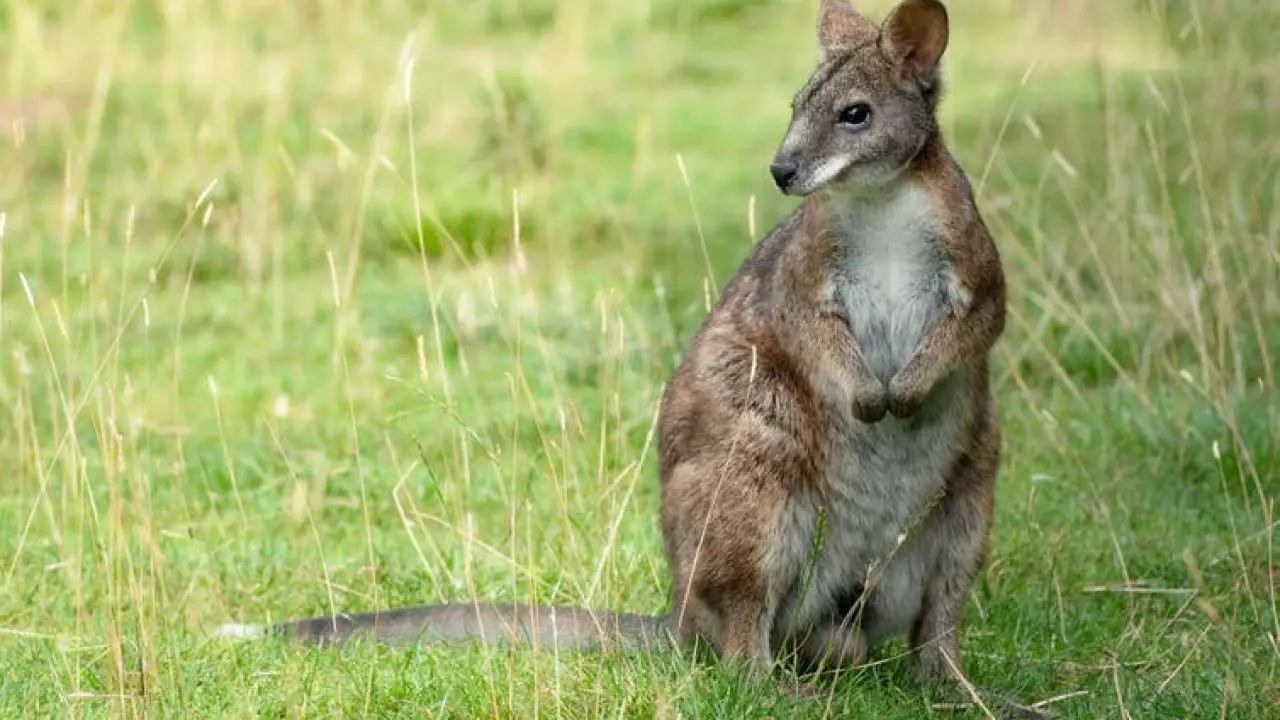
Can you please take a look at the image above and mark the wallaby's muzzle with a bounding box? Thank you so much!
[770,160,799,193]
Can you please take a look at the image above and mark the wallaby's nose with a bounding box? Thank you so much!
[769,161,798,191]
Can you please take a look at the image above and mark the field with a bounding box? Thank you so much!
[1,0,1277,716]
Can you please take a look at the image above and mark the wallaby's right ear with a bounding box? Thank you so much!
[879,0,949,81]
[818,0,877,58]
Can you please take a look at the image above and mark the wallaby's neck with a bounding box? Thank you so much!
[804,133,948,239]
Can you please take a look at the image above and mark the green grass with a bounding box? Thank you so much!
[1,0,1277,716]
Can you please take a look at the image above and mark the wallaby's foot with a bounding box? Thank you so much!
[718,614,774,671]
[908,628,964,686]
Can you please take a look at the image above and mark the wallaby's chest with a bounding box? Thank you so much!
[827,185,953,384]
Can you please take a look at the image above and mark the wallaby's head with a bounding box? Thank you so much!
[770,0,949,196]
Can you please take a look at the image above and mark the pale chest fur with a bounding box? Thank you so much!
[769,180,975,642]
[827,180,963,384]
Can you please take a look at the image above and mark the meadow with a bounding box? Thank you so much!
[0,0,1277,716]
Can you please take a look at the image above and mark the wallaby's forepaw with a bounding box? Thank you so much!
[852,385,889,423]
[887,373,925,418]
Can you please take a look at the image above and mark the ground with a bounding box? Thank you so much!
[0,0,1276,717]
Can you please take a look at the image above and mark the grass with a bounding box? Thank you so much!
[0,0,1277,716]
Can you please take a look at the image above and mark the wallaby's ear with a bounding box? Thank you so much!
[818,0,877,56]
[879,0,949,79]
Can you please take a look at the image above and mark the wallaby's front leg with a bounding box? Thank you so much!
[813,303,889,423]
[889,259,1005,418]
[719,602,776,669]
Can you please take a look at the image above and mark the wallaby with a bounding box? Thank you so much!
[217,1,1046,716]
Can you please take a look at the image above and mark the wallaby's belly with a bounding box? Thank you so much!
[770,278,974,642]
[843,261,947,384]
[772,383,971,638]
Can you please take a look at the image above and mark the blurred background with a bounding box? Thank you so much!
[0,0,1276,716]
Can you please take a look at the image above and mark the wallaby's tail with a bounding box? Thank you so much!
[214,602,673,652]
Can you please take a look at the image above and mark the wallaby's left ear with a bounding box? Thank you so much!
[879,0,949,80]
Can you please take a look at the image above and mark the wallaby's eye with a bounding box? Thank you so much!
[838,103,872,129]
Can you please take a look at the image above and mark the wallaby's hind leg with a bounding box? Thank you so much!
[719,600,775,667]
[910,407,997,684]
[664,449,799,673]
[670,580,775,671]
[675,545,777,670]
